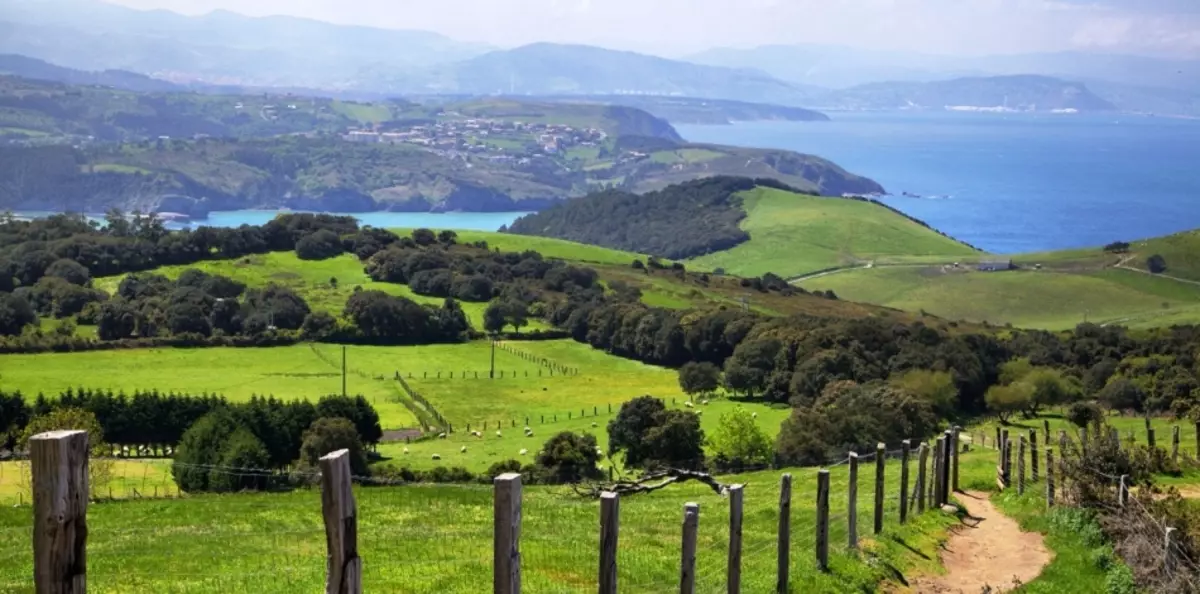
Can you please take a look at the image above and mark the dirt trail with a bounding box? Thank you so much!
[909,491,1052,593]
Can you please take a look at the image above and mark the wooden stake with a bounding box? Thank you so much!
[816,470,830,571]
[900,440,911,524]
[681,503,699,594]
[599,492,619,594]
[848,452,859,549]
[727,484,744,594]
[1045,448,1056,507]
[874,443,885,534]
[916,443,928,514]
[494,473,522,594]
[776,474,791,594]
[1017,436,1026,495]
[31,430,89,594]
[320,449,361,594]
[1030,429,1039,482]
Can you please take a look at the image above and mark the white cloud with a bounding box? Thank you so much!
[102,0,1200,58]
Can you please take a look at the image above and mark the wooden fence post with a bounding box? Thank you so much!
[1017,436,1027,495]
[874,443,885,534]
[777,474,791,594]
[1195,421,1200,457]
[951,427,960,493]
[494,473,522,594]
[728,484,744,594]
[931,438,942,508]
[847,452,859,549]
[1172,426,1180,462]
[1118,475,1129,507]
[599,492,619,594]
[816,469,830,571]
[1148,427,1156,449]
[1045,448,1055,507]
[942,430,953,503]
[900,440,911,524]
[681,503,699,594]
[916,443,928,514]
[1166,527,1178,576]
[1030,429,1039,482]
[320,449,361,594]
[31,430,89,594]
[1044,419,1051,443]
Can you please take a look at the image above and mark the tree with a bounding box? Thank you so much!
[1147,254,1167,274]
[642,410,705,469]
[723,338,781,398]
[1067,402,1103,428]
[297,417,369,476]
[20,408,113,498]
[411,228,437,246]
[0,292,38,336]
[1103,241,1130,254]
[985,382,1034,423]
[484,299,527,334]
[96,299,138,340]
[535,431,602,483]
[607,396,667,467]
[207,428,271,492]
[437,230,458,244]
[708,406,772,467]
[294,229,343,260]
[166,302,212,336]
[891,369,958,416]
[1024,368,1081,415]
[300,311,337,340]
[173,410,240,492]
[316,395,383,445]
[44,258,90,286]
[242,284,310,330]
[678,361,721,397]
[1098,378,1146,412]
[483,301,507,334]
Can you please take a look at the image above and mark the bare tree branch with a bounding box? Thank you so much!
[574,469,734,498]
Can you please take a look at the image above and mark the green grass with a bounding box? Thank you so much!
[965,411,1200,459]
[93,251,514,330]
[329,101,392,123]
[648,148,725,164]
[394,229,653,267]
[801,266,1200,330]
[377,398,791,473]
[1131,229,1200,283]
[0,459,179,505]
[688,187,979,278]
[0,458,959,593]
[88,163,154,174]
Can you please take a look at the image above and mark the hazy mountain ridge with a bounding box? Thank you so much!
[813,75,1116,112]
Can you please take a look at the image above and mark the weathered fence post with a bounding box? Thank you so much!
[916,443,928,514]
[1172,426,1180,462]
[931,438,942,507]
[942,430,953,503]
[777,474,791,594]
[1045,448,1055,507]
[900,440,911,524]
[1044,419,1051,442]
[681,503,699,594]
[874,443,885,534]
[1017,436,1027,495]
[951,427,960,493]
[816,469,830,571]
[31,430,89,594]
[320,449,361,594]
[1148,427,1156,449]
[599,492,619,594]
[1166,527,1178,577]
[728,484,744,594]
[1030,429,1039,482]
[847,452,859,549]
[494,473,522,594]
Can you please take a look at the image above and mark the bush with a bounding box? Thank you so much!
[44,258,90,286]
[0,292,38,336]
[709,406,772,467]
[1147,254,1167,274]
[409,269,453,297]
[295,229,344,260]
[297,417,370,476]
[1068,401,1103,428]
[172,409,240,492]
[300,311,338,340]
[535,432,602,483]
[678,361,720,396]
[207,428,271,492]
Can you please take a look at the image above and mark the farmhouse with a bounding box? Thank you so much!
[977,259,1014,272]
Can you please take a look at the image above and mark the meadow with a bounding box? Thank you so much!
[800,266,1200,330]
[393,228,657,267]
[0,452,961,593]
[687,187,979,279]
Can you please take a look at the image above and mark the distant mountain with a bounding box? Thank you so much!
[0,0,491,88]
[0,54,180,92]
[811,76,1116,112]
[544,95,829,125]
[376,43,815,105]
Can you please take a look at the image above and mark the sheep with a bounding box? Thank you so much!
[525,431,534,438]
[519,448,528,456]
[460,446,468,453]
[591,422,598,428]
[524,426,531,433]
[438,432,447,439]
[751,412,758,419]
[402,447,409,454]
[471,430,482,438]
[684,401,694,408]
[432,454,441,460]
[495,430,503,438]
[701,399,709,405]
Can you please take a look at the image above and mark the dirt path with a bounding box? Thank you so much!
[909,491,1052,593]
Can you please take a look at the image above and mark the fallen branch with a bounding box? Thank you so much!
[574,469,733,498]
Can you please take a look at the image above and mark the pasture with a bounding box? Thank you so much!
[687,187,978,278]
[0,452,962,593]
[800,266,1200,330]
[394,228,655,267]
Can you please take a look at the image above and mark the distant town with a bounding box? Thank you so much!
[342,114,611,162]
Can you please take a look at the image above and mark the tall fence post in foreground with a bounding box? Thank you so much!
[727,484,744,594]
[1030,429,1039,482]
[681,503,699,594]
[1045,448,1055,507]
[1017,436,1027,495]
[847,452,859,549]
[900,440,911,524]
[916,443,928,514]
[494,473,522,594]
[599,492,619,594]
[31,430,89,594]
[777,474,792,594]
[320,449,361,594]
[816,469,830,571]
[951,427,961,493]
[874,443,885,534]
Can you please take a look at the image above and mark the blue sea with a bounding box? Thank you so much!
[678,112,1200,254]
[12,210,531,233]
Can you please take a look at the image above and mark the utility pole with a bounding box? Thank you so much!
[342,345,347,397]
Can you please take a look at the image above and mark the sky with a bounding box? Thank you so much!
[103,0,1200,59]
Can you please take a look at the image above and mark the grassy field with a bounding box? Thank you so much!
[1128,228,1200,282]
[0,458,178,505]
[93,251,516,330]
[393,229,654,267]
[800,266,1200,330]
[687,187,979,278]
[966,411,1200,459]
[648,148,725,164]
[0,453,961,593]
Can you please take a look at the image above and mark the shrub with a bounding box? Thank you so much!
[297,417,370,476]
[207,428,271,492]
[1068,401,1103,428]
[44,258,90,286]
[295,229,344,260]
[535,432,602,483]
[709,406,772,467]
[678,361,720,396]
[0,292,38,336]
[1147,254,1167,274]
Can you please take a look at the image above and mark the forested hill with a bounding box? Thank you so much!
[506,177,795,260]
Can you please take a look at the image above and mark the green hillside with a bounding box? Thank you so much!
[688,187,979,278]
[1129,229,1200,282]
[394,229,653,267]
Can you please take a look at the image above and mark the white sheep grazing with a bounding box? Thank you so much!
[524,426,531,433]
[460,446,467,453]
[438,432,447,439]
[595,447,604,456]
[751,412,758,419]
[701,399,709,405]
[432,453,441,460]
[591,422,598,428]
[519,448,528,456]
[471,431,481,438]
[495,430,503,438]
[697,411,703,416]
[402,447,409,454]
[684,401,694,408]
[525,431,533,437]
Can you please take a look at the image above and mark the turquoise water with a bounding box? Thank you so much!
[12,210,531,232]
[678,112,1200,254]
